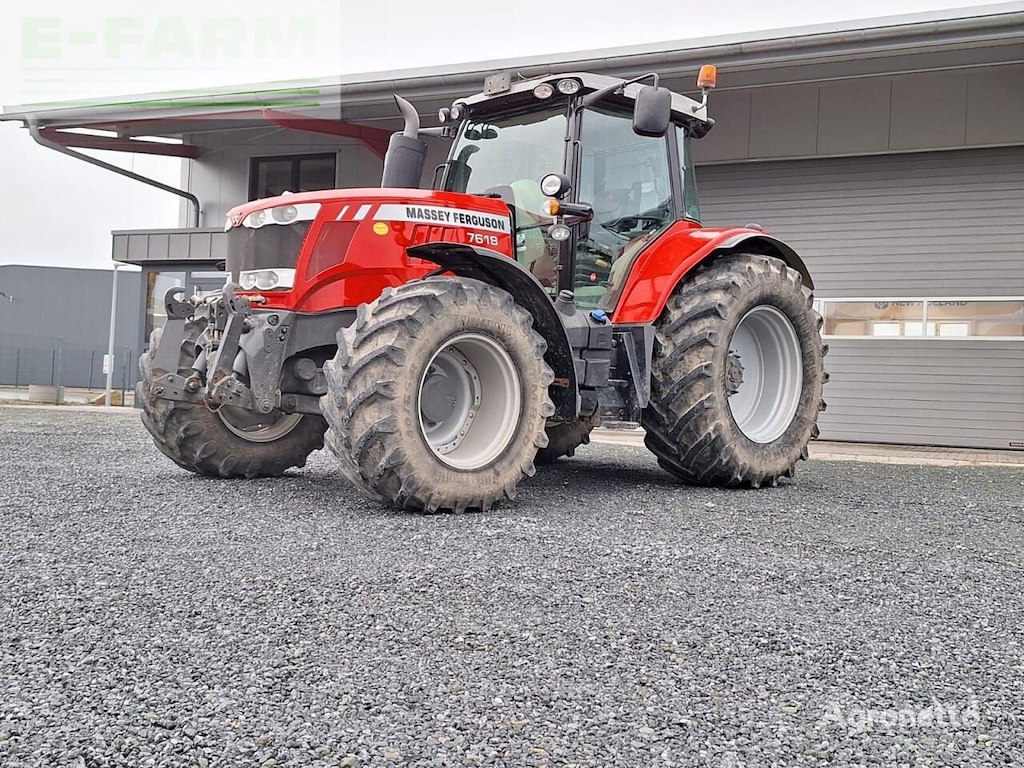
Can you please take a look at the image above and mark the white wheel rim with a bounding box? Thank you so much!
[218,407,303,443]
[418,332,522,470]
[727,306,803,444]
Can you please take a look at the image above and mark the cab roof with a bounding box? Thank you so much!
[458,72,710,125]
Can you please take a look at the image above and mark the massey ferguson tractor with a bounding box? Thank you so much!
[139,67,827,512]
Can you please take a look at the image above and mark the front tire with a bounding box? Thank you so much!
[321,277,555,512]
[641,253,827,488]
[138,324,326,478]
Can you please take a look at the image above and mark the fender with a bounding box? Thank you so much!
[406,242,578,421]
[611,225,813,325]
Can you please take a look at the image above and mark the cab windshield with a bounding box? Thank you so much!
[444,107,568,291]
[444,107,567,197]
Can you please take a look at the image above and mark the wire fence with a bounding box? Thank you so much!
[0,342,138,398]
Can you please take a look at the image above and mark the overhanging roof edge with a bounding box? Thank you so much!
[3,4,1022,126]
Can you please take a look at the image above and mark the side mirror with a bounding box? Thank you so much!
[633,85,671,138]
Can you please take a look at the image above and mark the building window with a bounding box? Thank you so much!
[145,270,185,341]
[188,269,226,299]
[249,153,337,200]
[818,299,1024,340]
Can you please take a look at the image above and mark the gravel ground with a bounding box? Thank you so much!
[1,407,1022,767]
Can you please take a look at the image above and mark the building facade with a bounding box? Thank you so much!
[0,266,141,390]
[4,7,1022,448]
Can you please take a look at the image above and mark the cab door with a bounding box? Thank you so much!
[573,108,675,309]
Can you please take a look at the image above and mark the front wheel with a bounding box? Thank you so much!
[321,277,555,512]
[641,253,827,488]
[138,325,326,478]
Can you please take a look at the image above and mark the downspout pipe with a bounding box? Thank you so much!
[27,120,202,227]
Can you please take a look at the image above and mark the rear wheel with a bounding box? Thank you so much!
[138,324,326,478]
[321,277,554,512]
[641,253,827,488]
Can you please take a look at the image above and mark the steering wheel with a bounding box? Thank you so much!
[601,214,666,237]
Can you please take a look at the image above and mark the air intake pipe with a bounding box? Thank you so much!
[380,95,428,189]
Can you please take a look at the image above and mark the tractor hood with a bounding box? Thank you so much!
[223,188,516,313]
[223,188,479,230]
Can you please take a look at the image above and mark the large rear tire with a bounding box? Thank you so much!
[138,324,326,478]
[321,277,555,512]
[641,253,827,488]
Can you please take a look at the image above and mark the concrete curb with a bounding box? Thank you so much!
[589,428,1024,468]
[0,403,136,415]
[805,451,1024,469]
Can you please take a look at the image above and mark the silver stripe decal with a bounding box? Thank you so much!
[353,204,373,220]
[374,203,511,233]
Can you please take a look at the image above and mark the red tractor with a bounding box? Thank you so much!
[140,67,827,512]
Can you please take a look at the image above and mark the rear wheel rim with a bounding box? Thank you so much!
[727,305,803,443]
[418,333,522,470]
[218,407,303,443]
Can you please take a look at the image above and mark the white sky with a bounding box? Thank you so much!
[0,0,1013,270]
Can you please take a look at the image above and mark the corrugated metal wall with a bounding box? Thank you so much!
[696,147,1024,450]
[0,266,142,390]
[816,340,1023,450]
[697,147,1024,297]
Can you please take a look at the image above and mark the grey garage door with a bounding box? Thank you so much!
[695,147,1024,450]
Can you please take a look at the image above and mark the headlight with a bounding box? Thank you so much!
[548,224,571,242]
[242,203,320,229]
[540,172,571,198]
[533,83,554,100]
[244,209,267,228]
[556,78,580,95]
[255,271,279,290]
[238,269,296,291]
[272,205,298,223]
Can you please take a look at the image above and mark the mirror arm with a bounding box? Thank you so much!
[418,126,457,138]
[557,202,594,220]
[580,72,660,109]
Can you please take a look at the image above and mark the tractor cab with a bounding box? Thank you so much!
[438,71,714,308]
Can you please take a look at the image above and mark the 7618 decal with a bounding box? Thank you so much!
[467,232,500,247]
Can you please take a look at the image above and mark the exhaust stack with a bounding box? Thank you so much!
[380,95,428,189]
